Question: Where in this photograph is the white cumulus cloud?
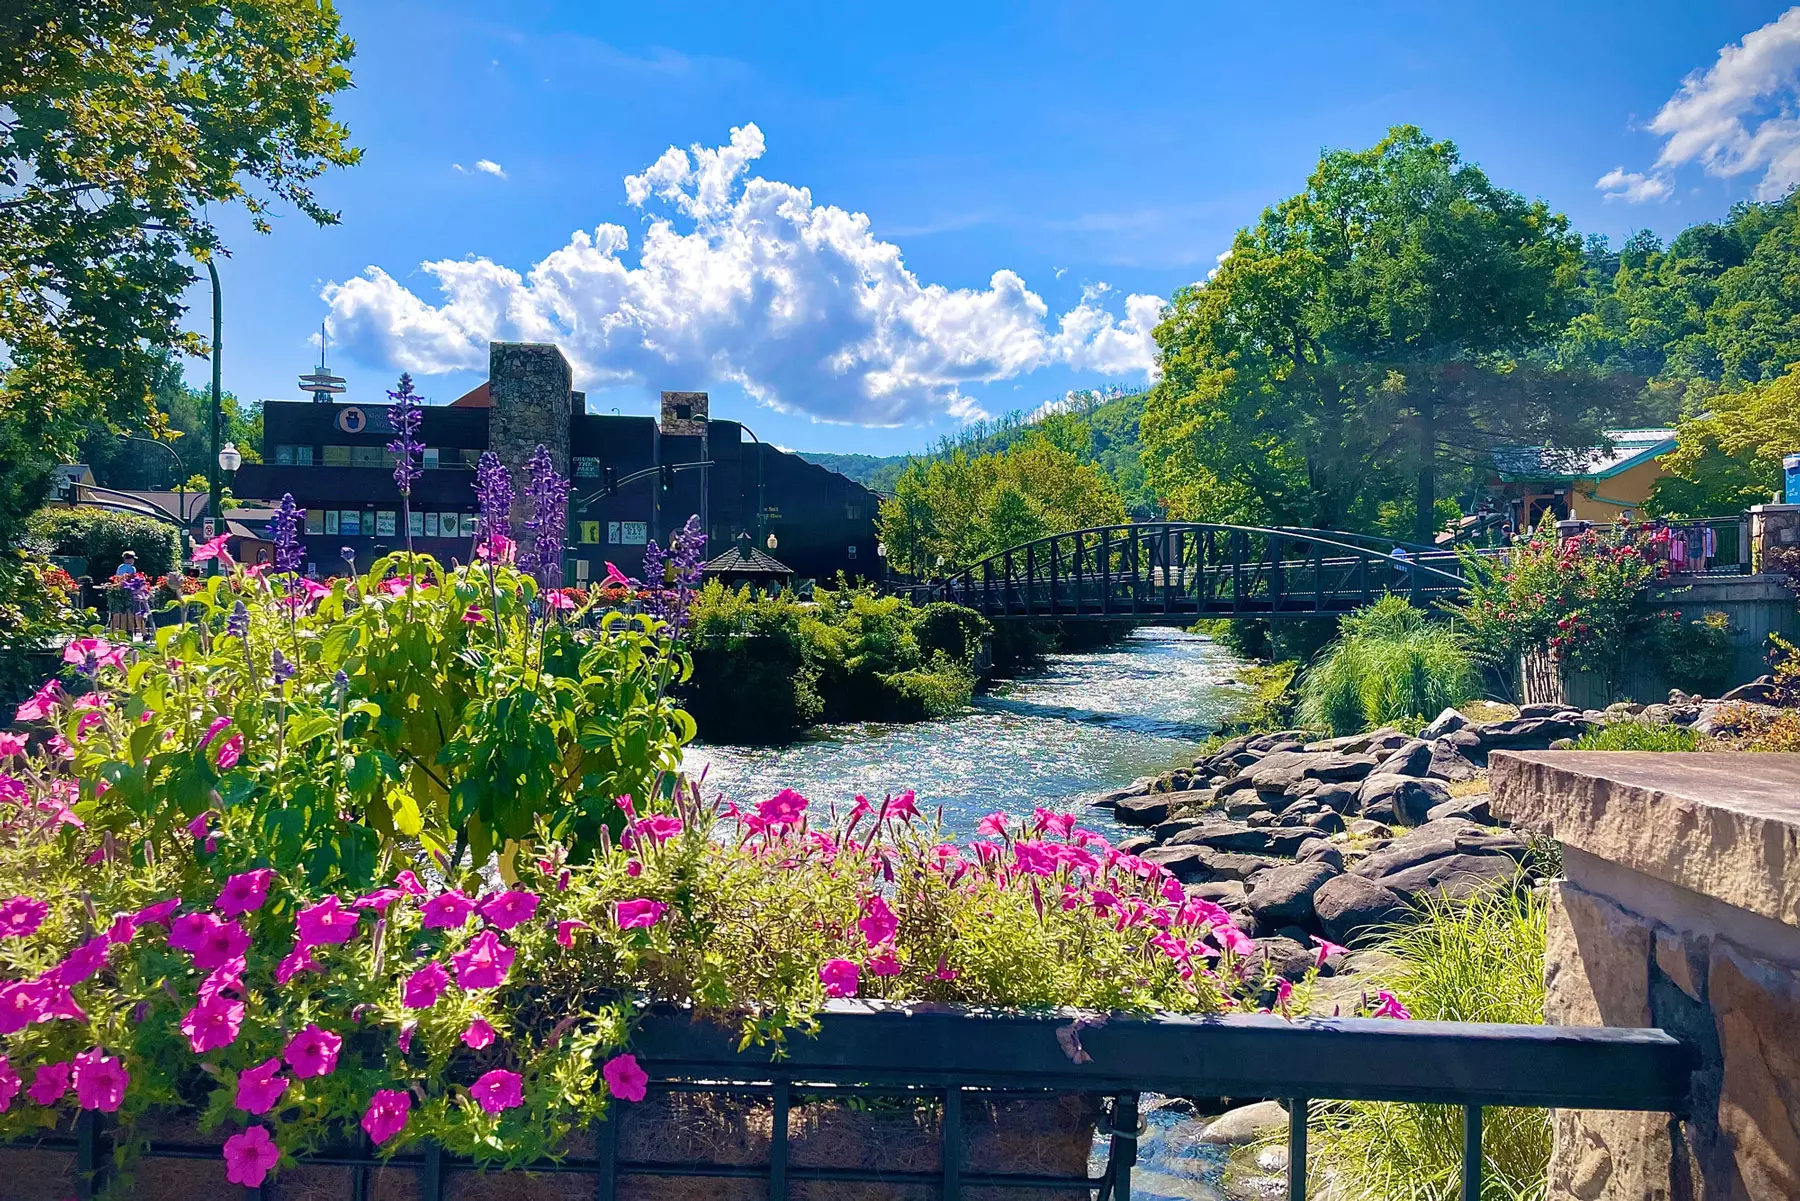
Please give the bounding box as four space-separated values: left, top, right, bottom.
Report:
1595 166 1674 203
328 124 1163 425
452 160 509 179
1606 7 1800 202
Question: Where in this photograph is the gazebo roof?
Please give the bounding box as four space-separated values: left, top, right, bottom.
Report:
702 540 793 577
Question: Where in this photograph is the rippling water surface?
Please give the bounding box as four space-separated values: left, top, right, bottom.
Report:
683 628 1250 839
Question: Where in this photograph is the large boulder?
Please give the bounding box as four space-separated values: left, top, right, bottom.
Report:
1246 861 1338 927
1091 776 1156 807
1313 874 1408 947
1421 707 1468 739
1249 935 1314 981
1357 773 1452 826
1186 880 1247 907
1113 795 1171 826
1300 754 1380 783
1248 751 1321 793
1142 845 1277 883
1310 782 1361 813
1718 677 1781 705
1426 741 1483 783
1376 852 1523 905
1264 826 1328 857
1200 1101 1289 1146
1425 794 1495 825
1352 817 1528 880
1165 822 1272 854
1295 839 1346 870
1362 727 1414 756
1375 740 1434 777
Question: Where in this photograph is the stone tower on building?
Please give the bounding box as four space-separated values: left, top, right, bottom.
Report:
488 342 573 509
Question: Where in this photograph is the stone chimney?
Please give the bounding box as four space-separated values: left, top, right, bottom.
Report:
488 341 572 494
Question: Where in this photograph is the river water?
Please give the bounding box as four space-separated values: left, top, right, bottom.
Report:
683 628 1250 840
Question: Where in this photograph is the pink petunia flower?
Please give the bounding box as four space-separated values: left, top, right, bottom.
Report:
394 870 427 897
818 958 860 998
420 890 475 930
63 638 126 671
1371 990 1413 1020
470 1069 524 1114
362 1089 412 1144
1311 936 1349 969
352 888 404 911
452 930 515 990
197 716 233 755
275 943 321 985
27 1061 71 1106
72 1048 128 1112
555 920 587 948
284 1024 342 1079
215 733 244 769
402 962 449 1010
462 1018 496 1049
601 1054 648 1103
223 1126 281 1188
868 948 903 977
753 789 808 831
199 957 246 1004
0 732 25 758
294 895 360 947
217 870 277 917
169 912 251 971
14 679 62 723
398 1021 417 1054
235 1057 289 1115
190 532 234 566
613 899 667 930
179 994 244 1053
884 791 921 822
478 890 540 931
0 896 49 939
0 1057 19 1111
132 897 182 928
51 935 110 986
975 812 1009 838
461 608 486 623
857 896 898 948
621 813 682 849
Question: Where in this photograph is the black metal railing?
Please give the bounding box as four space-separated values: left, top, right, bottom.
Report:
24 1002 1691 1201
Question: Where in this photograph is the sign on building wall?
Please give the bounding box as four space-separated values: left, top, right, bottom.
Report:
424 513 438 536
409 511 424 537
376 511 396 537
608 521 648 545
579 521 600 544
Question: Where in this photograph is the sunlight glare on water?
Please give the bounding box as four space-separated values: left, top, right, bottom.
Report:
683 628 1250 839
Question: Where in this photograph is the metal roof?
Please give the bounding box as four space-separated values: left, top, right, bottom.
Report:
1492 428 1677 482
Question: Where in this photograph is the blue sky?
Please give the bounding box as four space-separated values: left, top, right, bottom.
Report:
188 1 1800 455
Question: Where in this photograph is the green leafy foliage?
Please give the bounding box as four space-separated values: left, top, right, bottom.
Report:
24 505 180 578
1143 125 1623 541
683 581 987 742
0 553 92 712
1313 889 1550 1200
1297 597 1480 736
0 0 356 546
876 436 1128 576
1571 720 1700 752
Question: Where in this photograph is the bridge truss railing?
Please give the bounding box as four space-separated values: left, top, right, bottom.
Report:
905 524 1468 620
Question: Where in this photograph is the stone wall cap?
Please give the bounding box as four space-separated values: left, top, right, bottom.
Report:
1490 751 1800 928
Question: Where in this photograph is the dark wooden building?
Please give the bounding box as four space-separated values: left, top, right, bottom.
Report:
234 342 880 583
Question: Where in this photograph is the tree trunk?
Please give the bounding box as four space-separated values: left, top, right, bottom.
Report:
1414 391 1437 545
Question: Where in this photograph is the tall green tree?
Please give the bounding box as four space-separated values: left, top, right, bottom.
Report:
1144 125 1626 540
0 0 358 543
877 437 1128 575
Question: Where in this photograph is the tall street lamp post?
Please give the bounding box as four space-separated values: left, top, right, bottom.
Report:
205 256 224 525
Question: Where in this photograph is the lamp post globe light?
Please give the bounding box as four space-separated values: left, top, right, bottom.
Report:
218 442 243 473
766 532 778 552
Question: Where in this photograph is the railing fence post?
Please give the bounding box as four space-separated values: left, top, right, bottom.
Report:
1462 1105 1484 1200
770 1077 790 1200
422 1139 446 1201
941 1086 962 1201
74 1109 105 1201
1287 1097 1307 1201
1107 1091 1139 1201
594 1114 617 1201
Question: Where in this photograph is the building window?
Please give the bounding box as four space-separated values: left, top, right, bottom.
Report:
847 545 858 559
462 448 483 466
324 510 340 534
305 509 324 535
673 403 693 421
322 445 351 466
423 448 440 470
351 445 384 468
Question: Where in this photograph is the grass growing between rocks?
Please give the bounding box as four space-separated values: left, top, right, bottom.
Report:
1571 720 1701 752
1311 888 1550 1201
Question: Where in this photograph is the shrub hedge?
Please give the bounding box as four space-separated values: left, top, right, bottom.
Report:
25 505 179 578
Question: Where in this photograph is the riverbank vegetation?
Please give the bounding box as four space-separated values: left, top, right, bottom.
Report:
1313 891 1550 1200
682 580 989 742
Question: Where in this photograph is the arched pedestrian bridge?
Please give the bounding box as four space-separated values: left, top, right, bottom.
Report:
894 522 1469 621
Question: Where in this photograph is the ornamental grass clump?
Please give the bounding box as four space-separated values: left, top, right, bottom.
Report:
1298 596 1480 736
0 456 1399 1191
